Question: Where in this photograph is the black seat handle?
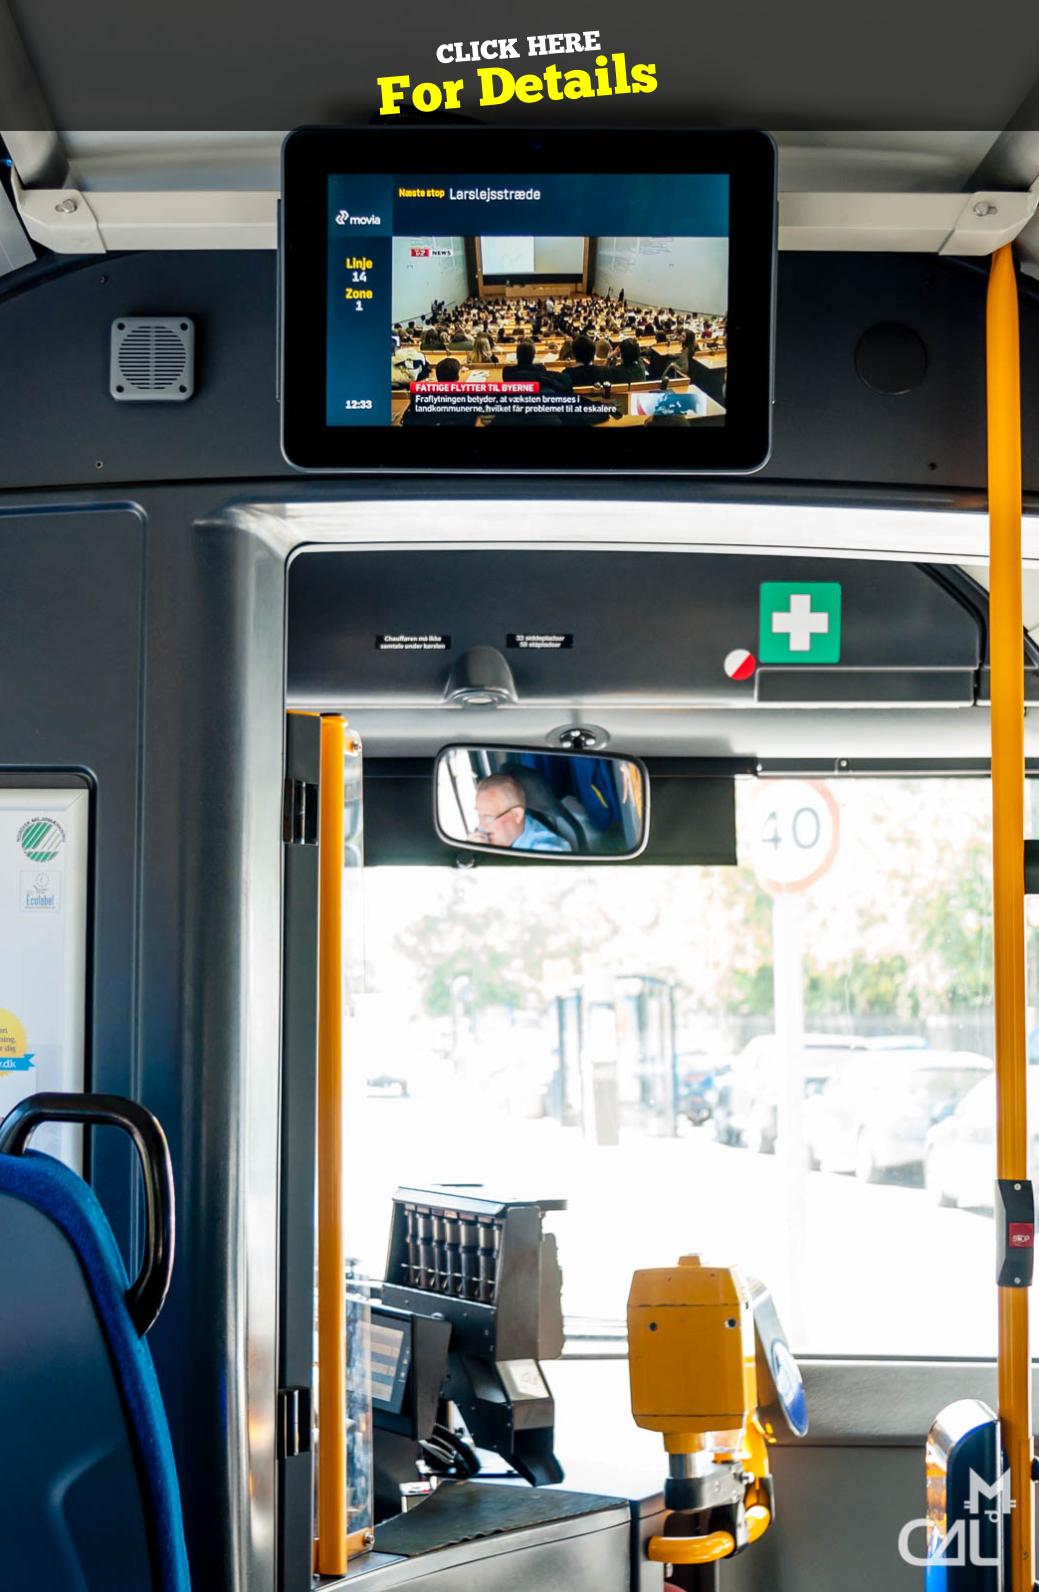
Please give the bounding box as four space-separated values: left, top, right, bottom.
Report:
0 1092 175 1337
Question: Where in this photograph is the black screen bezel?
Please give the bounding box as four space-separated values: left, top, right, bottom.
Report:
280 126 776 475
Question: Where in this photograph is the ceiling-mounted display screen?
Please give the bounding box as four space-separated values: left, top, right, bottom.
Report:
280 128 776 474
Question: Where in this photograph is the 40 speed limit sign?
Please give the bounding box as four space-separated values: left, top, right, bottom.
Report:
748 780 840 894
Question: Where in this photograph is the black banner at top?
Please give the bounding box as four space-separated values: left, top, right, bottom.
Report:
4 0 1039 131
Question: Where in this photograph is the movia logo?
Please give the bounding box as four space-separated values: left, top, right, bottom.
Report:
17 817 65 863
336 208 382 225
898 1466 1012 1567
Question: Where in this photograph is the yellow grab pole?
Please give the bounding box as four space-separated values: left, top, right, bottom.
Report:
987 242 1032 1592
316 715 348 1575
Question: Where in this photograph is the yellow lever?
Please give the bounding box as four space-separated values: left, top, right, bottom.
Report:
646 1503 772 1565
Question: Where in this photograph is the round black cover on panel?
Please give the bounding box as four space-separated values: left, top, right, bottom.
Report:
854 323 928 395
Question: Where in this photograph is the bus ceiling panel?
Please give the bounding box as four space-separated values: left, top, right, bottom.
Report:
776 132 1003 195
3 6 1038 139
50 132 284 194
286 547 983 710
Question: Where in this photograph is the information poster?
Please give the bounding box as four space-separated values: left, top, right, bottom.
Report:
0 786 89 1170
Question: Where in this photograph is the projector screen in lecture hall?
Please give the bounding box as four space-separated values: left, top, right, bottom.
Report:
479 235 586 275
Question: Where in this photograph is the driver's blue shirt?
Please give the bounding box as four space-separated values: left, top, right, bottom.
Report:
512 814 572 853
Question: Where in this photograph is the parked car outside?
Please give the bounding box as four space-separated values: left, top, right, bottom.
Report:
714 1032 925 1154
805 1049 990 1182
925 1068 1039 1210
709 1063 740 1145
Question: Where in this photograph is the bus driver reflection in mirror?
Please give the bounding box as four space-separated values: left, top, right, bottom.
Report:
469 774 573 852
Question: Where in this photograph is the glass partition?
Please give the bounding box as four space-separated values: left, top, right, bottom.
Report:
347 776 1011 1357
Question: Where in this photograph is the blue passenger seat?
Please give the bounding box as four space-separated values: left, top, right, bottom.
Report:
0 1092 190 1592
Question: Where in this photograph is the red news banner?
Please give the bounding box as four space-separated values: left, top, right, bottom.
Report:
408 381 620 419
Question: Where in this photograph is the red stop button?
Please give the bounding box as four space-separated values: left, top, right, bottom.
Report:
1008 1223 1034 1248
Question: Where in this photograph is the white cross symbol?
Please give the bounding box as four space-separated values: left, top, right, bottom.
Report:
771 593 830 652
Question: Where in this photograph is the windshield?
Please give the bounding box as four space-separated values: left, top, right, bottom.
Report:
347 775 1016 1356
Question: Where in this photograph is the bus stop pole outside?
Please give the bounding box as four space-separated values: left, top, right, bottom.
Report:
773 890 808 1323
987 241 1033 1592
749 780 838 1329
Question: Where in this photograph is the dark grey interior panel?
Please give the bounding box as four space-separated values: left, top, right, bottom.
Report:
288 548 982 707
0 493 290 1592
0 252 284 488
0 504 143 1244
133 508 288 1592
724 1445 922 1592
3 249 1039 492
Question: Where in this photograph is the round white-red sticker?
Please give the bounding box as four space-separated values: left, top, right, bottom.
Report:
724 648 756 681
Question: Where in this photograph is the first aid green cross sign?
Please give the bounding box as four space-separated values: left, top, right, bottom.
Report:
759 582 842 664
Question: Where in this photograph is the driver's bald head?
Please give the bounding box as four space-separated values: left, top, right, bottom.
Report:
476 773 525 809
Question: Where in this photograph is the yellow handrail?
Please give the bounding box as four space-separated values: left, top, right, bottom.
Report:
316 714 348 1576
987 241 1032 1592
646 1505 771 1565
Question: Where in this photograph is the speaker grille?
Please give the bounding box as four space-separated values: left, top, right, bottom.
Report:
110 318 195 402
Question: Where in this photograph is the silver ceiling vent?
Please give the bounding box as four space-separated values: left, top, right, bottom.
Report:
110 318 194 401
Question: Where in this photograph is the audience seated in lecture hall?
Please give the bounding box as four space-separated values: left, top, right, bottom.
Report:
500 341 570 392
400 357 474 426
391 290 727 424
565 334 608 388
603 337 649 385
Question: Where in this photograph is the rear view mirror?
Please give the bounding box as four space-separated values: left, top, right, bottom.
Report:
434 745 650 860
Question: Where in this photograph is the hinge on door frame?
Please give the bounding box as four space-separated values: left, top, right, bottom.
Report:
277 1386 313 1458
283 778 318 845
